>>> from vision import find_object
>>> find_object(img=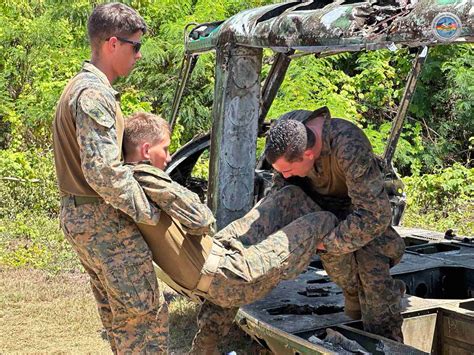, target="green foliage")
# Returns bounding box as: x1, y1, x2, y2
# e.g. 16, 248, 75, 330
364, 121, 425, 174
0, 0, 472, 274
268, 53, 361, 122
403, 164, 474, 235
0, 149, 58, 219
170, 122, 185, 154
0, 1, 89, 149
120, 89, 153, 116
191, 150, 210, 179
409, 45, 474, 169
0, 212, 80, 273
